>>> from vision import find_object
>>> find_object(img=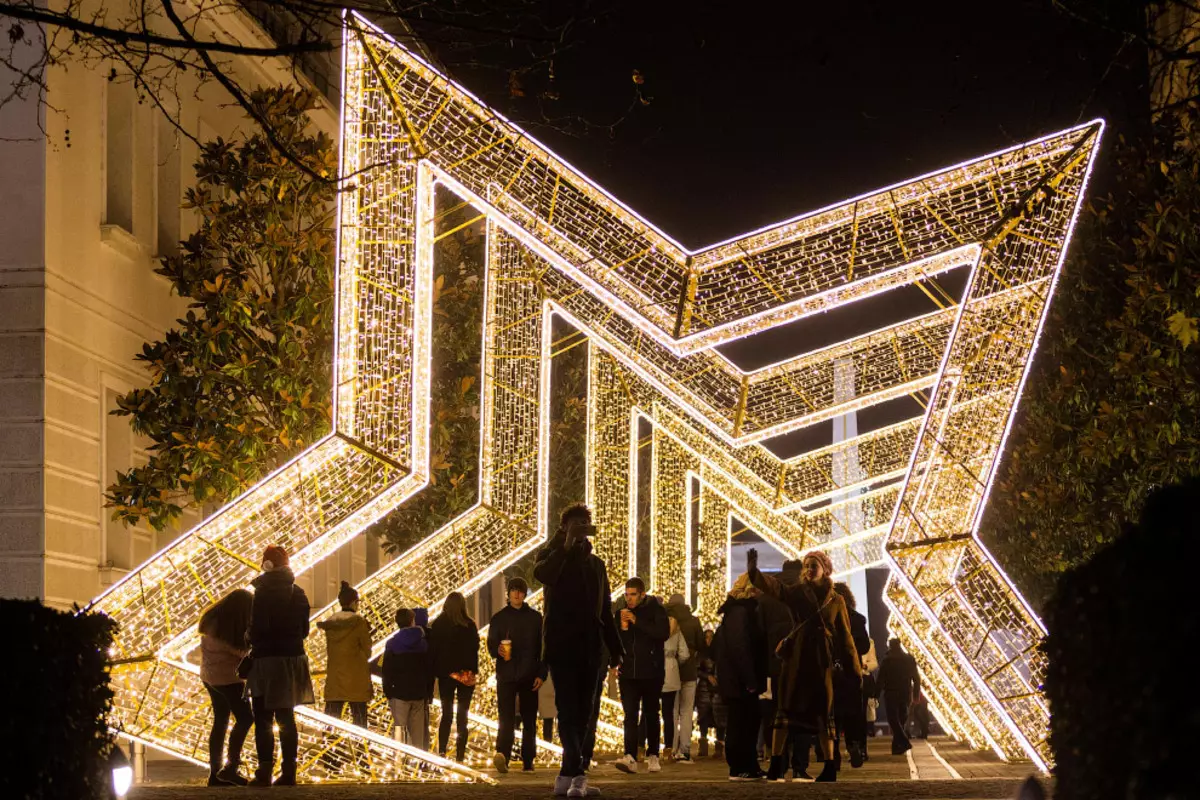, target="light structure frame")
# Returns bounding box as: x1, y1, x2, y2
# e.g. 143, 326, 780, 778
87, 10, 1100, 781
